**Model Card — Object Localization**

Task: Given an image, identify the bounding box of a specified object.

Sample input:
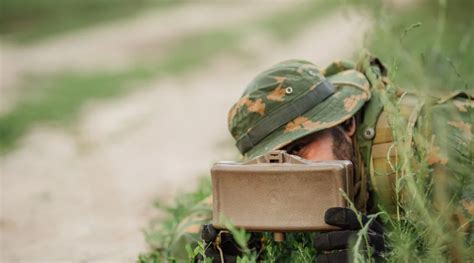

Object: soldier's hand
[314,207,386,263]
[197,224,239,263]
[197,224,262,263]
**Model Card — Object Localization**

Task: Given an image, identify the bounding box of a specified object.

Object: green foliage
[337,190,384,262]
[364,8,473,258]
[240,231,316,262]
[138,2,473,261]
[354,1,473,259]
[0,0,337,153]
[138,175,321,262]
[138,176,212,262]
[0,0,176,43]
[0,30,240,152]
[219,218,258,262]
[375,83,465,262]
[362,0,473,93]
[0,70,141,152]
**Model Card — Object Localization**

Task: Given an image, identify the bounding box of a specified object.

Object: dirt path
[0,1,293,113]
[0,9,370,263]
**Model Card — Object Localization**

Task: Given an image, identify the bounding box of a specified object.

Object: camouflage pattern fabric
[227,54,473,235]
[417,92,474,248]
[228,59,371,159]
[171,55,473,260]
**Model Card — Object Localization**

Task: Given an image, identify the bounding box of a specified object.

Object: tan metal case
[211,151,353,231]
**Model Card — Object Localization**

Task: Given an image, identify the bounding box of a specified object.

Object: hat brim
[244,83,369,159]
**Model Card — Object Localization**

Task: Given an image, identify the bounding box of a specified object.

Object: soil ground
[0,4,370,262]
[0,1,292,113]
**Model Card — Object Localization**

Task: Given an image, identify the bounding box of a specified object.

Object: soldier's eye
[286,142,306,155]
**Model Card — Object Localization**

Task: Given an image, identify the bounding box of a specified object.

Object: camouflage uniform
[227,54,473,253]
[170,55,473,260]
[228,58,374,210]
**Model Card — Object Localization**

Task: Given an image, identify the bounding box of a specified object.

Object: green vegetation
[0,0,176,43]
[373,68,472,261]
[2,0,470,260]
[0,0,337,153]
[361,1,473,261]
[139,0,473,262]
[0,30,240,153]
[137,176,321,262]
[138,177,212,262]
[361,0,473,93]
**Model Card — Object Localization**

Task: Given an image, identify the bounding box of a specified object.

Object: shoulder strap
[352,53,391,212]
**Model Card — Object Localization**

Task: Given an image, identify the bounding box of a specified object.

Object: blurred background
[0,0,472,262]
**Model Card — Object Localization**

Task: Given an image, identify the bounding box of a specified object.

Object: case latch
[266,150,284,163]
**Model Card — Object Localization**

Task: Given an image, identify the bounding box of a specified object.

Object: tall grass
[138,174,321,262]
[373,72,471,262]
[358,0,473,261]
[138,87,471,261]
[0,0,337,154]
[361,0,473,93]
[138,177,212,262]
[138,1,473,262]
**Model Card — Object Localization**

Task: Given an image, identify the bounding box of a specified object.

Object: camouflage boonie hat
[228,59,371,159]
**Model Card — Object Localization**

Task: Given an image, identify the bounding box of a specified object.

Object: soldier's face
[284,118,356,162]
[294,129,338,161]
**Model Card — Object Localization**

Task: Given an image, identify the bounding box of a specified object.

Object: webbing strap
[236,80,335,154]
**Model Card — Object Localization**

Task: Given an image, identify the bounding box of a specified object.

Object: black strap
[236,80,335,154]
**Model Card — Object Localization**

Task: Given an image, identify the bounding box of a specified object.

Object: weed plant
[139,1,473,262]
[138,177,212,262]
[0,0,337,153]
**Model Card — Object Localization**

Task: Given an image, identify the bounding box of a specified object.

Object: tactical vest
[349,56,473,219]
[322,55,392,212]
[348,55,427,213]
[361,92,419,213]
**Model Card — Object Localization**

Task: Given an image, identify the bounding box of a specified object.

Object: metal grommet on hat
[363,127,375,140]
[229,59,371,157]
[235,78,336,155]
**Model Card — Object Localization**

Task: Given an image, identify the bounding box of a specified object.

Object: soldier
[200,54,473,262]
